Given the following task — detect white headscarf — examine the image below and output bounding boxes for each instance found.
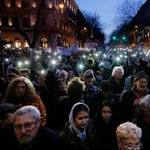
[68,102,89,141]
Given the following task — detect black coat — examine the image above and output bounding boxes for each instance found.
[133,111,150,150]
[59,124,94,150]
[0,127,63,150]
[119,88,150,122]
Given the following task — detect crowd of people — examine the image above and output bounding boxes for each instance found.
[0,46,150,150]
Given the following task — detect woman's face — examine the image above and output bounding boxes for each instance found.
[114,70,124,80]
[101,106,112,123]
[59,81,67,92]
[74,111,89,130]
[15,82,26,96]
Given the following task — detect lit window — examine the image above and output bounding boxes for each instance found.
[6,43,12,48]
[62,25,64,30]
[14,40,22,48]
[5,0,11,8]
[31,1,37,8]
[66,1,69,6]
[0,17,2,26]
[16,0,22,8]
[8,17,13,26]
[30,15,37,26]
[48,2,53,8]
[24,41,29,48]
[147,32,150,37]
[41,38,48,48]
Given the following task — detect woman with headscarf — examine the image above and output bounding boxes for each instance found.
[59,102,94,150]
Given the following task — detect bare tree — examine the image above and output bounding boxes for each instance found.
[84,12,103,31]
[83,11,105,43]
[116,0,145,27]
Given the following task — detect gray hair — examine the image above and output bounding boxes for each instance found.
[140,94,150,110]
[116,121,142,143]
[111,66,124,77]
[13,105,41,122]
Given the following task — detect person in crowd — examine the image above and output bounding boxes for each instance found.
[0,103,17,129]
[93,100,118,150]
[4,76,47,126]
[116,121,142,150]
[0,76,6,101]
[0,103,17,145]
[109,66,124,97]
[39,69,58,127]
[94,69,104,87]
[133,94,150,150]
[55,79,67,97]
[119,71,149,122]
[124,59,136,78]
[89,80,117,118]
[0,105,63,150]
[67,70,76,81]
[82,69,99,105]
[19,68,31,79]
[53,77,86,131]
[86,58,95,70]
[6,67,20,84]
[58,69,69,81]
[59,102,94,150]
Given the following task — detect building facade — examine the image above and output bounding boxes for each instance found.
[115,0,150,48]
[0,0,78,49]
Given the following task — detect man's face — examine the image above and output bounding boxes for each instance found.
[74,111,89,130]
[135,78,148,92]
[15,82,26,96]
[14,114,40,144]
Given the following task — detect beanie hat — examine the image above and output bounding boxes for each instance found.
[82,69,95,79]
[0,103,17,116]
[134,71,148,82]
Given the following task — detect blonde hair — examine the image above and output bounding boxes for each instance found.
[111,66,124,77]
[116,121,142,143]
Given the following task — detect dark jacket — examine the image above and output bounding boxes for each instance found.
[133,111,150,150]
[0,127,63,150]
[119,88,150,122]
[109,76,124,95]
[59,124,94,150]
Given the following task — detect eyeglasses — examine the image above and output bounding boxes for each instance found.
[123,143,142,150]
[14,121,36,131]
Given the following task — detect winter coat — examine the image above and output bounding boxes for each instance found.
[119,88,150,122]
[59,124,94,150]
[0,127,64,150]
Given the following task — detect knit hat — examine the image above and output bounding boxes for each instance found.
[82,69,95,79]
[0,103,17,116]
[134,71,148,82]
